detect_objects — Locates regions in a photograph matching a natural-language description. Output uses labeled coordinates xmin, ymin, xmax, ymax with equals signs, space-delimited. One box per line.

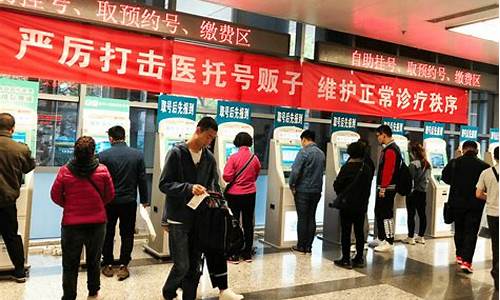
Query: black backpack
xmin=195 ymin=192 xmax=244 ymax=257
xmin=396 ymin=158 xmax=412 ymax=196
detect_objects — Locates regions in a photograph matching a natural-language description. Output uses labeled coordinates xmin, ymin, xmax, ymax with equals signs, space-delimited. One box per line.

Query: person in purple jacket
xmin=223 ymin=132 xmax=261 ymax=264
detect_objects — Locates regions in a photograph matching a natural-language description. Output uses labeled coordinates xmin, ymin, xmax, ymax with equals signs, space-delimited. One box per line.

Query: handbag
xmin=223 ymin=154 xmax=255 ymax=198
xmin=195 ymin=192 xmax=245 ymax=257
xmin=443 ymin=202 xmax=454 ymax=224
xmin=332 ymin=162 xmax=365 ymax=209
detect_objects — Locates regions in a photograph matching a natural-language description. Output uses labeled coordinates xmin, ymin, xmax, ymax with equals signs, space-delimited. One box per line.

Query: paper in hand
xmin=187 ymin=192 xmax=209 ymax=210
xmin=139 ymin=205 xmax=156 ymax=241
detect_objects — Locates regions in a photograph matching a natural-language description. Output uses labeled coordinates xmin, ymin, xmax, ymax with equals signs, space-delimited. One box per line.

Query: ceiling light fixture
xmin=447 ymin=17 xmax=499 ymax=43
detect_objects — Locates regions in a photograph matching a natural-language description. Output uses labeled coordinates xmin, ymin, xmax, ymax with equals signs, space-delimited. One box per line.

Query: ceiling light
xmin=448 ymin=18 xmax=499 ymax=43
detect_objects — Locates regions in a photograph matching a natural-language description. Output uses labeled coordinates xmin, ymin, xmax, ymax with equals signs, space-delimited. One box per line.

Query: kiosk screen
xmin=430 ymin=153 xmax=445 ymax=169
xmin=281 ymin=145 xmax=301 ymax=169
xmin=225 ymin=142 xmax=238 ymax=162
xmin=339 ymin=149 xmax=349 ymax=166
xmin=12 ymin=132 xmax=26 ymax=143
xmin=165 ymin=140 xmax=180 ymax=153
xmin=96 ymin=141 xmax=111 ymax=153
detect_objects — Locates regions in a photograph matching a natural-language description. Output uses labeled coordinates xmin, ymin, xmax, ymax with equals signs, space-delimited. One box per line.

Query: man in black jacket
xmin=0 ymin=113 xmax=35 ymax=283
xmin=98 ymin=126 xmax=149 ymax=280
xmin=442 ymin=140 xmax=489 ymax=273
xmin=160 ymin=117 xmax=243 ymax=300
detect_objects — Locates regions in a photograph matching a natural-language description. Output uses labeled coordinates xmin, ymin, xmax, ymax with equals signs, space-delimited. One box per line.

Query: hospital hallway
xmin=0 ymin=235 xmax=496 ymax=300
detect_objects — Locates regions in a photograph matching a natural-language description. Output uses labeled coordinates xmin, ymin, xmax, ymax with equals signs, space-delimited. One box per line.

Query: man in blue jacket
xmin=98 ymin=125 xmax=149 ymax=280
xmin=289 ymin=129 xmax=325 ymax=254
xmin=160 ymin=117 xmax=242 ymax=300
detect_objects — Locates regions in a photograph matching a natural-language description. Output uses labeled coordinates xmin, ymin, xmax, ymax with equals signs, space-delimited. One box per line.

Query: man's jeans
xmin=162 ymin=224 xmax=202 ymax=300
xmin=294 ymin=192 xmax=321 ymax=250
xmin=61 ymin=224 xmax=106 ymax=300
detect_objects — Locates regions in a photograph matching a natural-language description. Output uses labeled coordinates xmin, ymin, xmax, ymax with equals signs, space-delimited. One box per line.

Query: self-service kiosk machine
xmin=322 ymin=131 xmax=360 ymax=244
xmin=0 ymin=111 xmax=36 ymax=272
xmin=423 ymin=124 xmax=453 ymax=237
xmin=424 ymin=139 xmax=452 ymax=237
xmin=145 ymin=96 xmax=197 ymax=258
xmin=393 ymin=135 xmax=410 ymax=240
xmin=263 ymin=126 xmax=302 ymax=248
xmin=214 ymin=102 xmax=254 ymax=187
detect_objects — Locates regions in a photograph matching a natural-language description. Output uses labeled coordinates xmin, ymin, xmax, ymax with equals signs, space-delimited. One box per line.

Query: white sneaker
xmin=374 ymin=240 xmax=393 ymax=252
xmin=220 ymin=288 xmax=244 ymax=300
xmin=402 ymin=237 xmax=415 ymax=245
xmin=368 ymin=239 xmax=381 ymax=248
xmin=415 ymin=236 xmax=426 ymax=244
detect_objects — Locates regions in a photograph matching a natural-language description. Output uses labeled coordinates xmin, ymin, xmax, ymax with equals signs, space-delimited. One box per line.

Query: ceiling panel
xmin=206 ymin=0 xmax=499 ymax=65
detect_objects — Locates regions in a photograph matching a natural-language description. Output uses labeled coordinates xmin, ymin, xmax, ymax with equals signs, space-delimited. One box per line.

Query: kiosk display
xmin=339 ymin=148 xmax=349 ymax=167
xmin=281 ymin=145 xmax=301 ymax=168
xmin=224 ymin=142 xmax=238 ymax=162
xmin=430 ymin=153 xmax=445 ymax=169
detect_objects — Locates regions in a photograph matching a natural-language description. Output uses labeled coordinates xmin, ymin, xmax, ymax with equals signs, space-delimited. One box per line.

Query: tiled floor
xmin=0 ymin=235 xmax=497 ymax=300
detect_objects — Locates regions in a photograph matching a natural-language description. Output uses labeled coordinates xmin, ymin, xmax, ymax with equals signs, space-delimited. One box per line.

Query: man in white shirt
xmin=476 ymin=146 xmax=499 ymax=290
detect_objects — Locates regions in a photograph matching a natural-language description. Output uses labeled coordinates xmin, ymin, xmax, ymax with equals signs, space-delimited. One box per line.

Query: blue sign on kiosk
xmin=424 ymin=122 xmax=445 ymax=140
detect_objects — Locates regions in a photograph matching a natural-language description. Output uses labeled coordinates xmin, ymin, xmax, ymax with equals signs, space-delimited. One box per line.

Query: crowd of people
xmin=0 ymin=112 xmax=498 ymax=300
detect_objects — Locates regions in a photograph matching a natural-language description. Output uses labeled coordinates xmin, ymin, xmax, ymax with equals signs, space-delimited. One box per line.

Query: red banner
xmin=302 ymin=62 xmax=468 ymax=123
xmin=0 ymin=9 xmax=468 ymax=123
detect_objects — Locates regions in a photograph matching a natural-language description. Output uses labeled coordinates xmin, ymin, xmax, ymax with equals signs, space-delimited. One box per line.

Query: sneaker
xmin=402 ymin=237 xmax=416 ymax=245
xmin=456 ymin=256 xmax=463 ymax=265
xmin=415 ymin=236 xmax=426 ymax=244
xmin=219 ymin=288 xmax=244 ymax=300
xmin=116 ymin=265 xmax=130 ymax=281
xmin=334 ymin=259 xmax=352 ymax=269
xmin=351 ymin=257 xmax=365 ymax=268
xmin=228 ymin=255 xmax=240 ymax=264
xmin=11 ymin=269 xmax=26 ymax=283
xmin=102 ymin=265 xmax=114 ymax=277
xmin=368 ymin=239 xmax=381 ymax=248
xmin=374 ymin=240 xmax=393 ymax=253
xmin=291 ymin=246 xmax=307 ymax=255
xmin=460 ymin=261 xmax=473 ymax=274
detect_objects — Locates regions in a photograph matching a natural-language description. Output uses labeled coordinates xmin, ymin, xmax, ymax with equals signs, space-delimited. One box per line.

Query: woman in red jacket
xmin=223 ymin=132 xmax=261 ymax=264
xmin=51 ymin=136 xmax=115 ymax=300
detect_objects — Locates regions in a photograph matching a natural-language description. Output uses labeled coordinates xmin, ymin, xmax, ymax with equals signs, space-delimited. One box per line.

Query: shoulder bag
xmin=332 ymin=162 xmax=365 ymax=210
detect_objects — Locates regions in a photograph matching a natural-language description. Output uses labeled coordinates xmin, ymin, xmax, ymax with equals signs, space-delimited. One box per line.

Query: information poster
xmin=0 ymin=78 xmax=39 ymax=152
xmin=82 ymin=96 xmax=130 ymax=153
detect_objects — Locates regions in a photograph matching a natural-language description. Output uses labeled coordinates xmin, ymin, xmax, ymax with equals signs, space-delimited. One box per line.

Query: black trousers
xmin=102 ymin=201 xmax=137 ymax=266
xmin=487 ymin=215 xmax=499 ymax=289
xmin=375 ymin=190 xmax=396 ymax=243
xmin=294 ymin=192 xmax=321 ymax=250
xmin=162 ymin=224 xmax=228 ymax=300
xmin=453 ymin=208 xmax=482 ymax=264
xmin=0 ymin=204 xmax=25 ymax=273
xmin=61 ymin=224 xmax=106 ymax=300
xmin=406 ymin=191 xmax=427 ymax=237
xmin=206 ymin=251 xmax=228 ymax=290
xmin=226 ymin=193 xmax=256 ymax=257
xmin=340 ymin=210 xmax=365 ymax=260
